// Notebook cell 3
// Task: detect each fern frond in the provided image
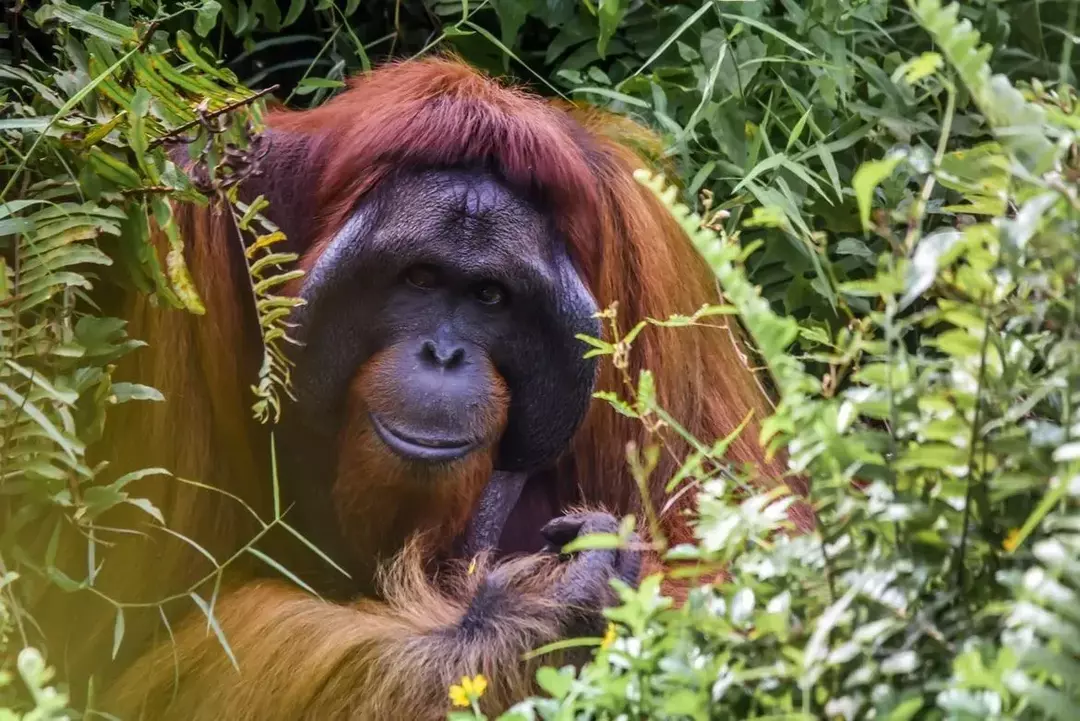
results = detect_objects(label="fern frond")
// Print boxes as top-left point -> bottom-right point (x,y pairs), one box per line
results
633,169 -> 806,398
226,195 -> 305,425
909,0 -> 1060,173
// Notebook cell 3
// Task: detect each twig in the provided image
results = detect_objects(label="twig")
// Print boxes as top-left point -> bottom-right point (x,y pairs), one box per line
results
136,19 -> 161,53
148,85 -> 279,150
121,185 -> 179,196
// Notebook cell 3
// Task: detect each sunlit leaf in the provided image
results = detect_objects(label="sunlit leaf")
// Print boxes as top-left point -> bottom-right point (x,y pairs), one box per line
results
853,150 -> 906,232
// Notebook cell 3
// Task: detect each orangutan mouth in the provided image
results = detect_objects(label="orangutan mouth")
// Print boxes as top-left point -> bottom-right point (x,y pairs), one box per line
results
369,413 -> 475,463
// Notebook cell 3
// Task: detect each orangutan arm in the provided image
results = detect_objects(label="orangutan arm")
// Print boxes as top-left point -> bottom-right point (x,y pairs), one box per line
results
104,514 -> 639,721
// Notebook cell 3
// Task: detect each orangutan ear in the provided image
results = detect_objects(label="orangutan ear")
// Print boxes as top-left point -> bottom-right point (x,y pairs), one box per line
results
168,129 -> 320,255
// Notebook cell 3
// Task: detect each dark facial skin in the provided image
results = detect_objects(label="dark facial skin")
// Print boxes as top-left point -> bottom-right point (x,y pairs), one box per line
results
290,168 -> 600,469
277,168 -> 601,582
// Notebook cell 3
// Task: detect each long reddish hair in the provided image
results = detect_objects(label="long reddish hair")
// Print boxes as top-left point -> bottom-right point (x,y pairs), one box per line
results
37,57 -> 810,707
265,57 -> 804,542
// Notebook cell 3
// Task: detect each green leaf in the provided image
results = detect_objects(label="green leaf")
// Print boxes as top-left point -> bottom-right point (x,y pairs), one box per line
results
900,229 -> 962,310
853,150 -> 906,232
87,147 -> 142,189
279,521 -> 352,579
282,0 -> 306,27
190,591 -> 239,670
785,107 -> 812,152
294,77 -> 346,96
897,51 -> 943,85
569,86 -> 649,108
127,498 -> 165,524
932,328 -> 983,358
491,0 -> 531,63
109,382 -> 165,404
111,608 -> 125,660
110,467 -> 171,491
896,443 -> 969,471
248,547 -> 320,598
624,0 -> 712,82
575,333 -> 614,358
636,369 -> 656,413
0,382 -> 84,460
195,0 -> 222,37
175,31 -> 237,82
662,688 -> 703,715
0,117 -> 54,132
596,0 -> 628,58
560,532 -> 622,554
885,696 -> 925,721
130,87 -> 152,119
719,12 -> 815,56
36,0 -> 137,46
4,360 -> 79,404
593,390 -> 638,418
152,197 -> 206,314
535,666 -> 574,699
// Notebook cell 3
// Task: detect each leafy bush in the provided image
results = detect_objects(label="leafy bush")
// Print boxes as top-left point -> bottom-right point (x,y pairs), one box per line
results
0,5 -> 279,717
2,0 -> 1078,719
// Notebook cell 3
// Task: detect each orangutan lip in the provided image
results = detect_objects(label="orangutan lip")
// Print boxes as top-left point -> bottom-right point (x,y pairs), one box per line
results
369,413 -> 474,462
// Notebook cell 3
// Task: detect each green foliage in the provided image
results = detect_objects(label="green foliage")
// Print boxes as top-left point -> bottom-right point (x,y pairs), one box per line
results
481,3 -> 1079,718
0,577 -> 68,720
3,0 -> 1080,718
0,2 -> 307,714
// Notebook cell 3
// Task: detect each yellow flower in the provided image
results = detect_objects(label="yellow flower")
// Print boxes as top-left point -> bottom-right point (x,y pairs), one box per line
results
467,556 -> 478,576
1003,528 -> 1022,553
449,685 -> 469,708
449,674 -> 487,708
600,623 -> 617,650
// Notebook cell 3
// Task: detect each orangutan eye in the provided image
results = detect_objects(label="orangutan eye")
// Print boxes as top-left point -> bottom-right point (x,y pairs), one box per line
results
473,282 -> 507,306
403,265 -> 440,290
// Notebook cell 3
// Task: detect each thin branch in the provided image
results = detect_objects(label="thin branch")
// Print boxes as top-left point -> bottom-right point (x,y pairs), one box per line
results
148,85 -> 279,150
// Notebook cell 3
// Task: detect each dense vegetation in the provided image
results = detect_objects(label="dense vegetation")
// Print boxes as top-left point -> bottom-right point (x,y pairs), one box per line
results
1,0 -> 1078,718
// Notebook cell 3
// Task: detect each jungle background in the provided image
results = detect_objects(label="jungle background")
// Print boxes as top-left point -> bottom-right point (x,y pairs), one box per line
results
2,0 -> 1079,718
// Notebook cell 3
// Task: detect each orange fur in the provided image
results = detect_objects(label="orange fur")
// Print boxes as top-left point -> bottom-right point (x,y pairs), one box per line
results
106,545 -> 576,720
27,57 -> 814,719
331,353 -> 510,579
